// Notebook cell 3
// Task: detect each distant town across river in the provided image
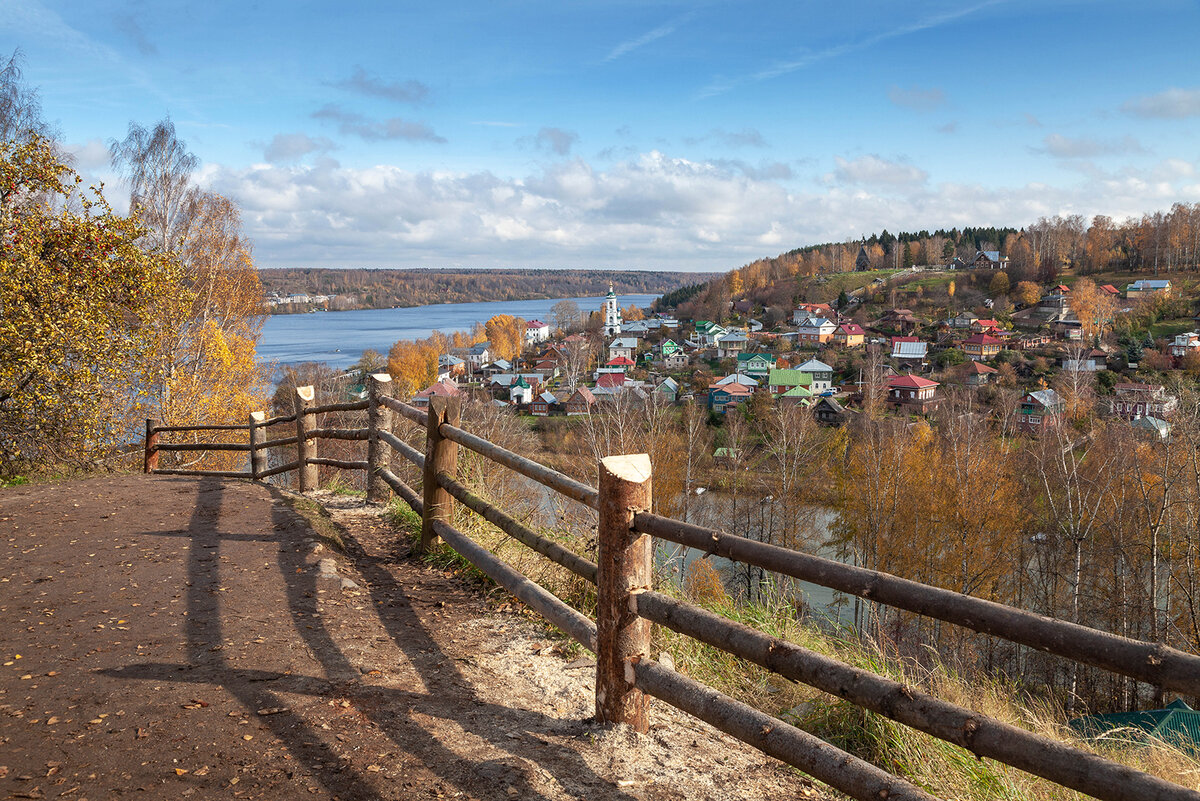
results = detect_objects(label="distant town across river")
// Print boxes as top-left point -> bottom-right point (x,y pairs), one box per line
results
257,293 -> 662,370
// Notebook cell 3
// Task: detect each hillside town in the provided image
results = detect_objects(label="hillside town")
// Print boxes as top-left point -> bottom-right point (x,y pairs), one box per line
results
401,261 -> 1198,440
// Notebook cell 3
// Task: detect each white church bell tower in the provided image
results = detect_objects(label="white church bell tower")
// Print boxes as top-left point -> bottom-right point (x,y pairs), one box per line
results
603,283 -> 622,337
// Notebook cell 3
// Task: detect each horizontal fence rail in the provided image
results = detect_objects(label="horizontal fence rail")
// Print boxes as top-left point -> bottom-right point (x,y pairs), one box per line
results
140,375 -> 1200,801
632,512 -> 1200,699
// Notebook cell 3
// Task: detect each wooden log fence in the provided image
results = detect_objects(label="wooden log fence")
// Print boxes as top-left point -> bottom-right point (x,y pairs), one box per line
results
142,386 -> 1200,801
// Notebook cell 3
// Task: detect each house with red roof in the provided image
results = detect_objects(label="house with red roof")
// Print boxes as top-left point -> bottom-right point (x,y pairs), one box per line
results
596,372 -> 626,390
962,333 -> 1003,361
1100,284 -> 1120,296
970,318 -> 1002,335
833,322 -> 865,348
411,379 -> 463,408
887,375 -> 941,414
605,356 -> 636,370
525,319 -> 550,346
709,382 -> 753,414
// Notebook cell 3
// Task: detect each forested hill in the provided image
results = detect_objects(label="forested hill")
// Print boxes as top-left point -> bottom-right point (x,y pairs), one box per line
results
260,268 -> 716,310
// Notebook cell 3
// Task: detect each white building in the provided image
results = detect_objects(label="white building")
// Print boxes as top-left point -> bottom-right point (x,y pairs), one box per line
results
525,320 -> 550,346
604,284 -> 623,337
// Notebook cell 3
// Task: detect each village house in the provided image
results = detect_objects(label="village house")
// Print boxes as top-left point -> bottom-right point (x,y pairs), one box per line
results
530,391 -> 558,416
438,354 -> 466,381
1014,332 -> 1050,351
621,320 -> 652,336
1125,279 -> 1171,298
1018,388 -> 1064,434
1053,320 -> 1084,341
777,385 -> 813,406
607,337 -> 639,362
654,377 -> 679,403
1169,332 -> 1200,358
525,320 -> 550,346
813,396 -> 851,425
969,249 -> 1008,269
961,360 -> 999,386
961,332 -> 1002,362
1133,416 -> 1172,440
716,331 -> 749,359
460,342 -> 491,370
736,352 -> 777,380
564,386 -> 595,416
890,336 -> 928,364
1109,383 -> 1178,420
694,321 -> 727,347
970,318 -> 1003,335
411,379 -> 463,408
797,358 -> 835,393
1100,284 -> 1120,297
709,381 -> 753,414
793,303 -> 835,324
795,316 -> 836,346
714,373 -> 758,391
659,339 -> 681,358
767,368 -> 813,395
833,322 -> 865,347
664,351 -> 689,370
1061,349 -> 1108,372
948,311 -> 979,329
887,375 -> 941,414
878,308 -> 920,334
482,358 -> 513,377
509,376 -> 536,405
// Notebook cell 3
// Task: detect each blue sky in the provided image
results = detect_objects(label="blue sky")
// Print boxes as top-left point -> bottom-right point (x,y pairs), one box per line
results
6,0 -> 1200,271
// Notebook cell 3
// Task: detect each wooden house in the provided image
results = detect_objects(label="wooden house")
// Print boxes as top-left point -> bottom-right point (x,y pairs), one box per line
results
887,375 -> 941,414
833,322 -> 865,347
1018,389 -> 1064,434
531,391 -> 558,417
961,333 -> 1002,361
565,386 -> 596,416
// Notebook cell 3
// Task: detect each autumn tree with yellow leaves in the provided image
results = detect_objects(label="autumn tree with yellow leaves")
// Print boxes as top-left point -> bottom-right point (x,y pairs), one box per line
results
484,314 -> 526,361
0,135 -> 179,475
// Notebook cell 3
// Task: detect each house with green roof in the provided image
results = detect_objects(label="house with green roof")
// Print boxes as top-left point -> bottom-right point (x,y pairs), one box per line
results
694,321 -> 727,347
778,385 -> 813,406
1070,699 -> 1200,756
767,368 -> 813,396
736,352 -> 777,380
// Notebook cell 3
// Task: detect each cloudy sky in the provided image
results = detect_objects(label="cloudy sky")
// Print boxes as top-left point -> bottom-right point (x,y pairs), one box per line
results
6,0 -> 1200,271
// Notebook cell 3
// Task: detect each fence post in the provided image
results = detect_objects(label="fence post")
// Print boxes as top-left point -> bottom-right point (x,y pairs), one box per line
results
367,373 -> 393,503
420,395 -> 461,554
144,418 -> 160,473
248,411 -> 267,479
294,386 -> 318,492
596,453 -> 653,733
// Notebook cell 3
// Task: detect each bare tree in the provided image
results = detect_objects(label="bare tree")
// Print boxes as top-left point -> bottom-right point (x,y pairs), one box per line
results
551,299 -> 581,334
110,118 -> 201,254
0,50 -> 52,143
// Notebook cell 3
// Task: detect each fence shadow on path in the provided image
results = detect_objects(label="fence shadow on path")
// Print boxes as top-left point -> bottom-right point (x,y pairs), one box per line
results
102,477 -> 637,801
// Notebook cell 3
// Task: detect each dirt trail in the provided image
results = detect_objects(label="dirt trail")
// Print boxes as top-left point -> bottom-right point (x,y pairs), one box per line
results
0,475 -> 828,800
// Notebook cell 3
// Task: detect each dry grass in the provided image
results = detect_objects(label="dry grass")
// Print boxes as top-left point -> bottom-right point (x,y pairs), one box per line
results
654,584 -> 1200,799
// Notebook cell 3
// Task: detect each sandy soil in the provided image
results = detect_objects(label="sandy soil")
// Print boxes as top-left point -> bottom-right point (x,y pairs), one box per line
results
0,475 -> 830,800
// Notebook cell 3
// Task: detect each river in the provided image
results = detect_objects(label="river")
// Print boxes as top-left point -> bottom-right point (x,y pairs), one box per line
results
257,292 -> 661,370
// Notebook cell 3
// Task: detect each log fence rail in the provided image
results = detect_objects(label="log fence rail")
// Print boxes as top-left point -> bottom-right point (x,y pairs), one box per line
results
142,375 -> 1200,801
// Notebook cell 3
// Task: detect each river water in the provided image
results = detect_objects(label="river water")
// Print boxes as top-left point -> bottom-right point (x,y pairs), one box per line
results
257,292 -> 661,370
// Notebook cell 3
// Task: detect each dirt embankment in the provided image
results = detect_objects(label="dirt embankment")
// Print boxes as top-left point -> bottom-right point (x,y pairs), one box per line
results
0,475 -> 829,800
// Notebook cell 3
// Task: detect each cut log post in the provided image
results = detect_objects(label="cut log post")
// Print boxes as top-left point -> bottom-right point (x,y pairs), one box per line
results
420,395 -> 461,554
596,453 -> 653,732
144,418 -> 160,473
248,411 -> 267,479
294,386 -> 318,492
367,373 -> 393,503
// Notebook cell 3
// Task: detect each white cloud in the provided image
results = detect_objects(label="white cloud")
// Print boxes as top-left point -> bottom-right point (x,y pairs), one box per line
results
604,13 -> 693,62
1036,134 -> 1144,159
196,150 -> 1200,271
831,155 -> 928,186
65,138 -> 111,170
534,127 -> 579,156
1122,87 -> 1200,119
263,133 -> 335,163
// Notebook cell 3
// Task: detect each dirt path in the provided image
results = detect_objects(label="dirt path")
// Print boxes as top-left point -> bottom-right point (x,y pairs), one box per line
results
0,475 -> 828,800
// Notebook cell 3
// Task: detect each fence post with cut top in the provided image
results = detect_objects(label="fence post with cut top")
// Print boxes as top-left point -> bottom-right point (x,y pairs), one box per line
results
144,418 -> 160,473
248,411 -> 267,479
367,373 -> 393,503
294,386 -> 318,492
596,453 -> 653,732
421,395 -> 461,554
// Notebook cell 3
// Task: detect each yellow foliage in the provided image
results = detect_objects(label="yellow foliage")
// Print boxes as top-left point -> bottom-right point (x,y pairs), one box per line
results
684,559 -> 728,605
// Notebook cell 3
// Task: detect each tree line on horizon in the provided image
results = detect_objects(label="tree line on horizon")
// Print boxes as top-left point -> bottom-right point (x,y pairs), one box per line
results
260,267 -> 714,312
